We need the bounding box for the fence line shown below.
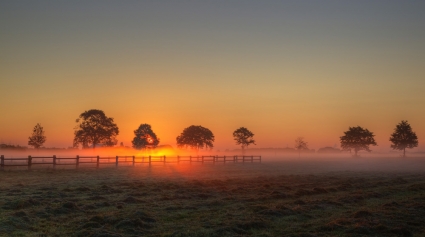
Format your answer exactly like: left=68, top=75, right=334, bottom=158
left=0, top=155, right=261, bottom=170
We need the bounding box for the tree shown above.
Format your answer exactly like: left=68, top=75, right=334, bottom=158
left=28, top=123, right=46, bottom=149
left=340, top=126, right=377, bottom=157
left=389, top=120, right=418, bottom=157
left=176, top=125, right=214, bottom=151
left=233, top=127, right=256, bottom=154
left=294, top=137, right=308, bottom=157
left=132, top=124, right=160, bottom=149
left=73, top=109, right=119, bottom=149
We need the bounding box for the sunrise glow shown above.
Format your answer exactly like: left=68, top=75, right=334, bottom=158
left=0, top=1, right=424, bottom=153
left=2, top=2, right=425, bottom=237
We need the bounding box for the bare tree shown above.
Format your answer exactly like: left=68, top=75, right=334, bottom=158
left=294, top=137, right=308, bottom=157
left=28, top=123, right=46, bottom=149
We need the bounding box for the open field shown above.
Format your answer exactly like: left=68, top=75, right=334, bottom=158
left=1, top=157, right=425, bottom=237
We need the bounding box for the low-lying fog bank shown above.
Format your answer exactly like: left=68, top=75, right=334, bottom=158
left=1, top=148, right=424, bottom=174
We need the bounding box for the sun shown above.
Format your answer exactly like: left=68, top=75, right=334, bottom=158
left=143, top=134, right=154, bottom=144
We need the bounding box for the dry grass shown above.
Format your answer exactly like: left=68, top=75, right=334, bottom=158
left=1, top=161, right=425, bottom=236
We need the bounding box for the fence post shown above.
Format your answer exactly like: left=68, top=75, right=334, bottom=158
left=76, top=155, right=79, bottom=169
left=28, top=156, right=32, bottom=170
left=177, top=155, right=180, bottom=164
left=53, top=155, right=56, bottom=169
left=116, top=156, right=119, bottom=168
left=163, top=156, right=166, bottom=166
left=149, top=156, right=151, bottom=167
left=96, top=156, right=100, bottom=169
left=132, top=156, right=135, bottom=167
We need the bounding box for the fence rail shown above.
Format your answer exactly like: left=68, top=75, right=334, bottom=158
left=0, top=155, right=261, bottom=170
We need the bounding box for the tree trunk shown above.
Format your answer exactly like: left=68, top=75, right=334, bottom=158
left=93, top=137, right=97, bottom=149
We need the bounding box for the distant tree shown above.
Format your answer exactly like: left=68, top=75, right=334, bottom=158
left=176, top=125, right=214, bottom=151
left=294, top=137, right=308, bottom=157
left=132, top=124, right=160, bottom=149
left=317, top=147, right=341, bottom=154
left=340, top=126, right=377, bottom=157
left=28, top=123, right=46, bottom=149
left=0, top=144, right=27, bottom=150
left=73, top=109, right=119, bottom=149
left=389, top=120, right=418, bottom=157
left=233, top=127, right=256, bottom=154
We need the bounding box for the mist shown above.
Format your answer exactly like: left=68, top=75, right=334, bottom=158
left=1, top=146, right=424, bottom=174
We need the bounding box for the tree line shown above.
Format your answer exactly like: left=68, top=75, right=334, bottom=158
left=26, top=109, right=418, bottom=157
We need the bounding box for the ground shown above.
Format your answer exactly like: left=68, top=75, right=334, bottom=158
left=1, top=158, right=425, bottom=236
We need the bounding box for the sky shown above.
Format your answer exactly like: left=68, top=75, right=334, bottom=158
left=1, top=1, right=425, bottom=152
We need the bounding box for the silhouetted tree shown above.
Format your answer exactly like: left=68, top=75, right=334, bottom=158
left=390, top=120, right=418, bottom=157
left=176, top=125, right=214, bottom=151
left=73, top=109, right=119, bottom=149
left=340, top=126, right=377, bottom=157
left=132, top=124, right=160, bottom=149
left=28, top=123, right=46, bottom=149
left=233, top=127, right=256, bottom=155
left=294, top=137, right=308, bottom=157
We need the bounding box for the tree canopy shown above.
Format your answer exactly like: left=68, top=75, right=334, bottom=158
left=73, top=109, right=119, bottom=149
left=176, top=125, right=214, bottom=150
left=132, top=124, right=160, bottom=149
left=233, top=127, right=256, bottom=151
left=28, top=123, right=46, bottom=149
left=389, top=120, right=418, bottom=157
left=340, top=126, right=377, bottom=156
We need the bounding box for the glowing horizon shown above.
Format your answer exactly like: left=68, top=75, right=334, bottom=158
left=1, top=1, right=424, bottom=152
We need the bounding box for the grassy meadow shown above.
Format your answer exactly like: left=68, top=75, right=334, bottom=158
left=1, top=156, right=425, bottom=236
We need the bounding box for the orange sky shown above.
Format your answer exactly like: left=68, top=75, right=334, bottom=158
left=1, top=1, right=425, bottom=152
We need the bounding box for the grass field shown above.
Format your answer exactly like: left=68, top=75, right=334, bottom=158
left=1, top=157, right=425, bottom=236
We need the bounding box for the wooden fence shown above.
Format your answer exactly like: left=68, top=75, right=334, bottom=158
left=0, top=155, right=261, bottom=170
